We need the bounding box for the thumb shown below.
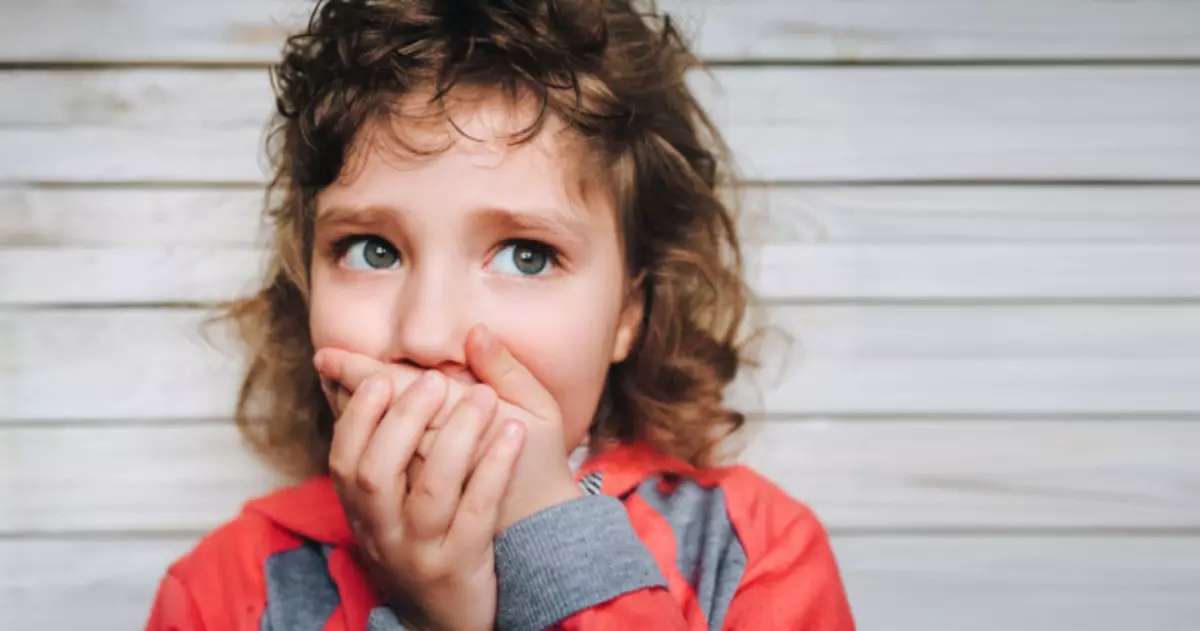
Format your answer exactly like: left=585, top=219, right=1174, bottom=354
left=465, top=325, right=559, bottom=421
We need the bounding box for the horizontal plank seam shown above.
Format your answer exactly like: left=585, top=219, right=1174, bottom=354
left=14, top=178, right=1200, bottom=188
left=5, top=527, right=1200, bottom=540
left=8, top=181, right=1200, bottom=191
left=5, top=413, right=1200, bottom=428
left=5, top=59, right=1200, bottom=71
left=12, top=297, right=1200, bottom=310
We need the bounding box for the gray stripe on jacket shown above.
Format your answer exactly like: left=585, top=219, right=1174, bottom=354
left=636, top=476, right=748, bottom=630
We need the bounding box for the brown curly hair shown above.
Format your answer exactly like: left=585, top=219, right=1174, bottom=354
left=221, top=0, right=758, bottom=480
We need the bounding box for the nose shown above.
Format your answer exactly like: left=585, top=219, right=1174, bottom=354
left=388, top=264, right=472, bottom=374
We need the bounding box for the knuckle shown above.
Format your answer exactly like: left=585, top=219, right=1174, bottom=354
left=355, top=463, right=383, bottom=493
left=411, top=476, right=439, bottom=503
left=415, top=551, right=452, bottom=581
left=460, top=496, right=494, bottom=522
left=493, top=361, right=516, bottom=383
left=329, top=457, right=354, bottom=483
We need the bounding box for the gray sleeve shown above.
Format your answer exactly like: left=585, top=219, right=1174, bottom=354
left=493, top=494, right=668, bottom=631
left=365, top=607, right=411, bottom=631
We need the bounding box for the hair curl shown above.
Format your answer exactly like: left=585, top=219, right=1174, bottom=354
left=221, top=0, right=758, bottom=479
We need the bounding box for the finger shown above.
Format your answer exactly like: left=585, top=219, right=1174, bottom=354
left=424, top=377, right=470, bottom=435
left=406, top=384, right=497, bottom=540
left=316, top=348, right=472, bottom=442
left=464, top=325, right=559, bottom=421
left=355, top=371, right=448, bottom=526
left=447, top=419, right=525, bottom=551
left=335, top=387, right=353, bottom=418
left=413, top=379, right=476, bottom=459
left=315, top=347, right=421, bottom=395
left=328, top=375, right=392, bottom=488
left=417, top=427, right=440, bottom=459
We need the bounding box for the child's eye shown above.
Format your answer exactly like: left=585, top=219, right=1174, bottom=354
left=489, top=240, right=558, bottom=277
left=339, top=236, right=401, bottom=270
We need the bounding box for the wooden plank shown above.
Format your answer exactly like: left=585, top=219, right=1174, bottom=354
left=2, top=420, right=1198, bottom=534
left=3, top=0, right=1199, bottom=63
left=0, top=186, right=271, bottom=247
left=751, top=243, right=1200, bottom=301
left=835, top=535, right=1200, bottom=631
left=2, top=309, right=245, bottom=421
left=5, top=242, right=1200, bottom=305
left=0, top=70, right=272, bottom=127
left=8, top=185, right=1200, bottom=247
left=0, top=424, right=279, bottom=534
left=0, top=247, right=266, bottom=306
left=0, top=537, right=193, bottom=631
left=6, top=307, right=1200, bottom=420
left=738, top=185, right=1200, bottom=244
left=4, top=535, right=1198, bottom=631
left=3, top=67, right=1199, bottom=182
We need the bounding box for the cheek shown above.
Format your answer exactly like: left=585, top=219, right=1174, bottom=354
left=308, top=271, right=394, bottom=357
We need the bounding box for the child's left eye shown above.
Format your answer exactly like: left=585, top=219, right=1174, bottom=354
left=339, top=235, right=401, bottom=270
left=489, top=241, right=558, bottom=277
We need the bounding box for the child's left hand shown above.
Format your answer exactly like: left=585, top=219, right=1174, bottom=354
left=461, top=325, right=584, bottom=531
left=315, top=324, right=583, bottom=533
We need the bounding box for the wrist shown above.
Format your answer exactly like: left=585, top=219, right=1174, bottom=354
left=498, top=476, right=583, bottom=533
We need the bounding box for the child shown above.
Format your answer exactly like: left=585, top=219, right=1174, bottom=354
left=146, top=0, right=854, bottom=629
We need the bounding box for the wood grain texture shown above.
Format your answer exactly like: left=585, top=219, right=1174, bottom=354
left=750, top=243, right=1200, bottom=300
left=3, top=420, right=1198, bottom=534
left=836, top=535, right=1200, bottom=631
left=3, top=0, right=1200, bottom=63
left=6, top=243, right=1200, bottom=305
left=6, top=307, right=1200, bottom=420
left=8, top=184, right=1200, bottom=247
left=4, top=535, right=1199, bottom=631
left=3, top=67, right=1200, bottom=182
left=3, top=2, right=1198, bottom=629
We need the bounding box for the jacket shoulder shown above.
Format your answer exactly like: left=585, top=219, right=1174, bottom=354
left=711, top=464, right=819, bottom=522
left=708, top=464, right=830, bottom=552
left=628, top=461, right=830, bottom=561
left=157, top=505, right=303, bottom=630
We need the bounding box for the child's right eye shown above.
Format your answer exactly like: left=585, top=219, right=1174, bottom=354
left=339, top=236, right=401, bottom=270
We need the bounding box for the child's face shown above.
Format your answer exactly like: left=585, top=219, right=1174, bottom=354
left=309, top=89, right=642, bottom=453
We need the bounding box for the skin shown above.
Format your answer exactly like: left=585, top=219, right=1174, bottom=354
left=308, top=87, right=644, bottom=630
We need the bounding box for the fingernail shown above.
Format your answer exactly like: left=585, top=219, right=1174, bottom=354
left=503, top=420, right=524, bottom=440
left=474, top=326, right=491, bottom=352
left=417, top=371, right=440, bottom=389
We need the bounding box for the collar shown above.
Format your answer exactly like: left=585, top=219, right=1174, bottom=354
left=242, top=442, right=693, bottom=546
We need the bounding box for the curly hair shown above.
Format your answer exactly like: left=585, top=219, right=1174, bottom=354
left=221, top=0, right=758, bottom=479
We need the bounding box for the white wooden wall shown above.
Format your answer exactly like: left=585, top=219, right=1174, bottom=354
left=3, top=1, right=1200, bottom=629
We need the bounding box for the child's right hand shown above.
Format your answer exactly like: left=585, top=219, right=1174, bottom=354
left=315, top=349, right=531, bottom=472
left=324, top=364, right=526, bottom=631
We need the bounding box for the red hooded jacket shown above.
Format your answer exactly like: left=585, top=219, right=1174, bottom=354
left=146, top=443, right=854, bottom=630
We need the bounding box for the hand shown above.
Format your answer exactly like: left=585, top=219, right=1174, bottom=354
left=315, top=324, right=584, bottom=533
left=316, top=351, right=512, bottom=471
left=326, top=368, right=526, bottom=631
left=461, top=325, right=583, bottom=530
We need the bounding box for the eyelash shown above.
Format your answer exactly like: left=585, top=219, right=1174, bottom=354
left=330, top=234, right=390, bottom=261
left=328, top=234, right=564, bottom=273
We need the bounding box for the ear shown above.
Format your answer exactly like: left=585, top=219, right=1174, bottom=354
left=610, top=274, right=646, bottom=363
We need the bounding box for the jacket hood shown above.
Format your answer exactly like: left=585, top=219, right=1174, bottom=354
left=243, top=477, right=356, bottom=547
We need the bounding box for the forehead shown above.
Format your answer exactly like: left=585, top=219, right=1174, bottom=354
left=318, top=86, right=605, bottom=218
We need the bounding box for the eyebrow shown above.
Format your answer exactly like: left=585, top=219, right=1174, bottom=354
left=315, top=204, right=593, bottom=246
left=473, top=207, right=592, bottom=245
left=315, top=205, right=405, bottom=231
